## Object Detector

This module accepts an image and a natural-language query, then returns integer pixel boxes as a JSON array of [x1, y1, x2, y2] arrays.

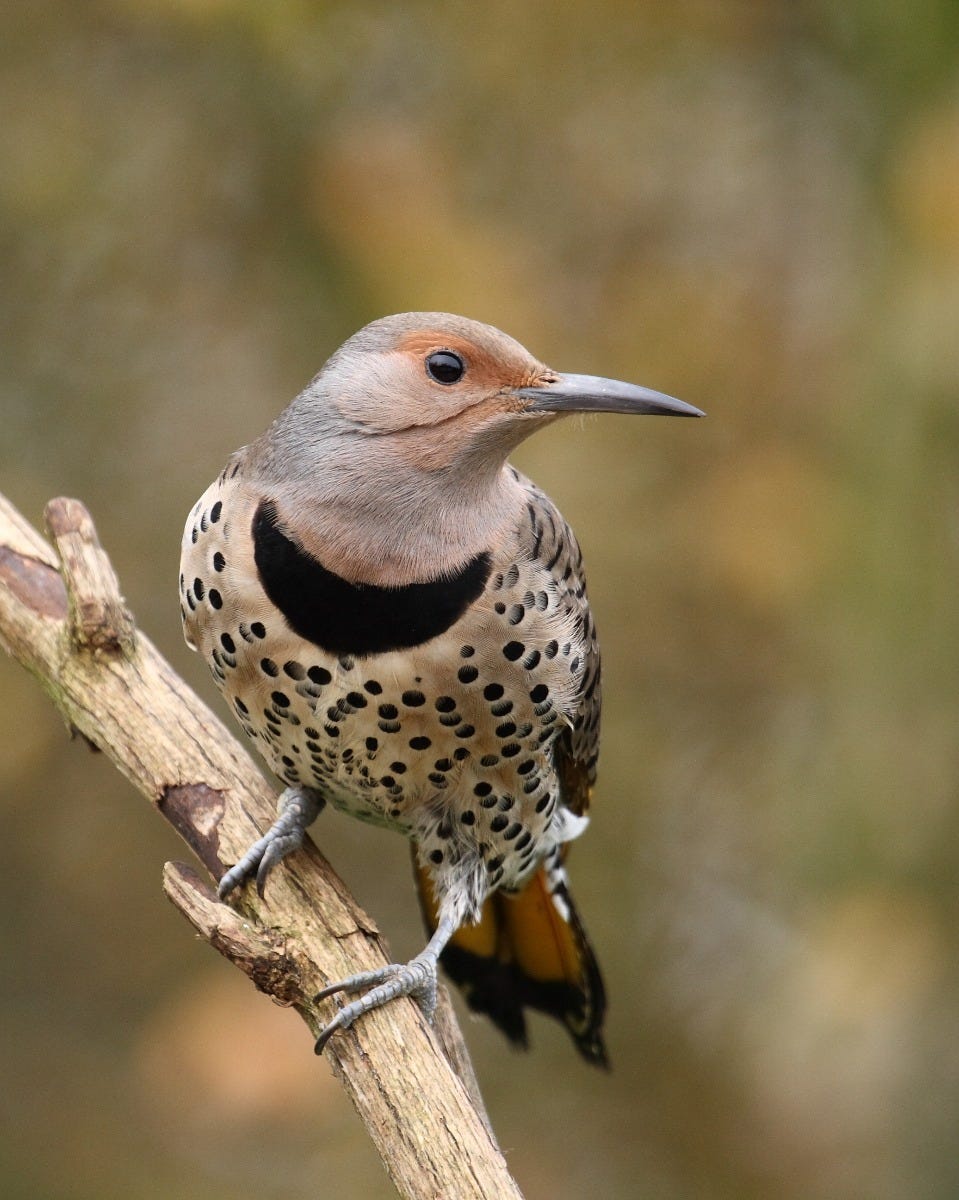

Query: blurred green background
[[2, 2, 959, 1197]]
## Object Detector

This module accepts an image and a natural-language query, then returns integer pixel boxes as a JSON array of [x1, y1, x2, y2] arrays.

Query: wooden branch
[[0, 491, 522, 1200]]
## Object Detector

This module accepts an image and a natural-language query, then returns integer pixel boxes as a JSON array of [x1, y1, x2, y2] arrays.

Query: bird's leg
[[313, 909, 459, 1054], [218, 785, 326, 898]]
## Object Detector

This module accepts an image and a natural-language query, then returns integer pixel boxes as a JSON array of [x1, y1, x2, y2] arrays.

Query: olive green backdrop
[[2, 3, 959, 1198]]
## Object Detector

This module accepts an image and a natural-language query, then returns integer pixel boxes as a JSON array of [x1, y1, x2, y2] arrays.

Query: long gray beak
[[518, 372, 704, 418]]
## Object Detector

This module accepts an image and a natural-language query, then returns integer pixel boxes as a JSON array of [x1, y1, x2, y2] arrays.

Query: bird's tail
[[412, 847, 608, 1067]]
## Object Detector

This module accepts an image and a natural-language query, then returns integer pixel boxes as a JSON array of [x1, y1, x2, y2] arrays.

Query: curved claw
[[314, 980, 348, 1003], [314, 965, 399, 1003], [314, 1012, 349, 1055], [218, 786, 325, 899], [312, 958, 440, 1055], [254, 833, 296, 898], [218, 830, 274, 898]]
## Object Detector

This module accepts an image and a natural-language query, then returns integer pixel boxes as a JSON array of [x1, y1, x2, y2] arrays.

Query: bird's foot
[[313, 952, 440, 1054], [218, 785, 325, 898]]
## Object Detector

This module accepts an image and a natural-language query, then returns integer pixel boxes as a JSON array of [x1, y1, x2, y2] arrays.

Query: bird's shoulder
[[510, 468, 586, 594], [178, 457, 259, 656]]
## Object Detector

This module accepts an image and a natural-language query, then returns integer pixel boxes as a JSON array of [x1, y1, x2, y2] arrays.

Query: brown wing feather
[[516, 472, 601, 813]]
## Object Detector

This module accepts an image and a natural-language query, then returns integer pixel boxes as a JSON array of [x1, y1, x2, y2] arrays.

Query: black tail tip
[[575, 1031, 611, 1070]]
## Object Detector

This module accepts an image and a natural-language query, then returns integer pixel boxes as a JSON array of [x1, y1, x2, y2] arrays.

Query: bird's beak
[[517, 373, 704, 418]]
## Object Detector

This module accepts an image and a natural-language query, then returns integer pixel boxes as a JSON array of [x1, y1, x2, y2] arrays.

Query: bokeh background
[[2, 3, 959, 1197]]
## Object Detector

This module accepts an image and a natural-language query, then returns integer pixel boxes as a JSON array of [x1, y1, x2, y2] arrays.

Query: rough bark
[[0, 491, 523, 1200]]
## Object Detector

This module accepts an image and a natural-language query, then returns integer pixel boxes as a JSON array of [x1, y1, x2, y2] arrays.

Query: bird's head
[[276, 312, 702, 474], [254, 312, 702, 583]]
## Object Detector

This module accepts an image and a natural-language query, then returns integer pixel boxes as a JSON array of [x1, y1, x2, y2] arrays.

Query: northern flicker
[[179, 313, 702, 1065]]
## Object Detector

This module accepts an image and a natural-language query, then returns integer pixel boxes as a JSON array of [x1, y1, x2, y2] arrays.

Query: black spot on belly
[[253, 500, 492, 657]]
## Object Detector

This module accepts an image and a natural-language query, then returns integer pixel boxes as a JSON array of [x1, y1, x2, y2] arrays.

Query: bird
[[179, 312, 702, 1065]]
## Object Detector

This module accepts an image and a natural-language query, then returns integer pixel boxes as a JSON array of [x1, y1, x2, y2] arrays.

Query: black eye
[[426, 350, 465, 385]]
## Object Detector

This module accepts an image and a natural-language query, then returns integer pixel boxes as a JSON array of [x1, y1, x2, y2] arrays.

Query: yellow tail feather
[[413, 852, 608, 1066]]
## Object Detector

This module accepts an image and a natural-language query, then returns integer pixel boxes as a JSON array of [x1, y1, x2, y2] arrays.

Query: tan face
[[329, 323, 556, 438], [315, 312, 701, 477]]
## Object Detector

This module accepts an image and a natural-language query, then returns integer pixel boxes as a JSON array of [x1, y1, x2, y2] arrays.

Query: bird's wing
[[413, 471, 608, 1064], [514, 471, 601, 816]]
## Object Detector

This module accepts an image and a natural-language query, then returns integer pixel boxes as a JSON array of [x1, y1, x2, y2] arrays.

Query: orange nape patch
[[396, 329, 551, 393]]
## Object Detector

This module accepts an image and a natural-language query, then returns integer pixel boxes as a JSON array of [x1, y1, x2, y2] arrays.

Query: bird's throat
[[252, 499, 493, 657]]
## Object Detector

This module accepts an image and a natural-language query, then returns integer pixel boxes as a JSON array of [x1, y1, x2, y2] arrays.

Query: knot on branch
[[44, 497, 137, 656]]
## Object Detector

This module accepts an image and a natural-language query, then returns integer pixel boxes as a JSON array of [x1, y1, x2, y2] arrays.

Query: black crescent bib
[[252, 499, 492, 658]]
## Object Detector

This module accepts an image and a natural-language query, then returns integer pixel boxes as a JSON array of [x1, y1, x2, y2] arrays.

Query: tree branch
[[0, 491, 522, 1200]]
